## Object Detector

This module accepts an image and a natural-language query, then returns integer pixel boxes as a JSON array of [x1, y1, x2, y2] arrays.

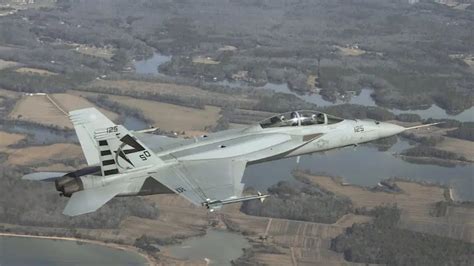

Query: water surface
[[261, 83, 473, 122], [123, 116, 148, 131], [0, 124, 77, 145], [244, 138, 474, 201], [168, 229, 250, 265], [134, 53, 172, 75], [0, 236, 147, 266]]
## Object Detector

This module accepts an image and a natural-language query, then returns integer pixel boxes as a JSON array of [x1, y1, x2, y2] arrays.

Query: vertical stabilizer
[[69, 108, 115, 166], [96, 138, 120, 176], [94, 125, 164, 173]]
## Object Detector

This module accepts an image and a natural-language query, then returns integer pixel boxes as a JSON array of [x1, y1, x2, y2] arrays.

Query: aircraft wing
[[152, 159, 247, 206], [134, 132, 192, 152]]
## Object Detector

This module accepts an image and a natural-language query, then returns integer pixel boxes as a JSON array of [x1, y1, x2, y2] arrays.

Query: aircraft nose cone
[[378, 122, 405, 138]]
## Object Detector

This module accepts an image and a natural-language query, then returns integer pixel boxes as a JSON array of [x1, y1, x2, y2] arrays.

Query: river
[[244, 137, 474, 201], [133, 54, 473, 201], [261, 83, 474, 122], [134, 53, 473, 122], [1, 55, 471, 265]]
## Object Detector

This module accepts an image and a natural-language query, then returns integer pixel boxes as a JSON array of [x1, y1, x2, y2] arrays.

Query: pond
[[167, 229, 250, 265], [133, 52, 172, 75]]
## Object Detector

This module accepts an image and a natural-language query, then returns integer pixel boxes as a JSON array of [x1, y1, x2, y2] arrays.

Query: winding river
[[1, 52, 472, 266], [244, 138, 474, 201], [135, 53, 473, 200], [262, 83, 474, 122], [134, 53, 473, 122]]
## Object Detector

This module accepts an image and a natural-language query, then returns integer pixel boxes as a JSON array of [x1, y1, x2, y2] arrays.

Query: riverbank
[[222, 171, 474, 265], [0, 232, 158, 266]]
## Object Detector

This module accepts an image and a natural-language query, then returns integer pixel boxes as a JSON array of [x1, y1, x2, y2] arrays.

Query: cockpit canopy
[[259, 110, 343, 128]]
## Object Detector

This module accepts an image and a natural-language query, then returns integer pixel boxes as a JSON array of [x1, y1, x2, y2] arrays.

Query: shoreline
[[0, 232, 157, 266]]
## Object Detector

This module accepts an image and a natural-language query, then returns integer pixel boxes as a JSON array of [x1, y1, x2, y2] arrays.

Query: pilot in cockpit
[[290, 112, 299, 126], [316, 113, 326, 124]]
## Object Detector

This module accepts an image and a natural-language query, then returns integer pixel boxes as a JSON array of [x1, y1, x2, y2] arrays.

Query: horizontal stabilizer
[[63, 182, 129, 216], [22, 172, 67, 182]]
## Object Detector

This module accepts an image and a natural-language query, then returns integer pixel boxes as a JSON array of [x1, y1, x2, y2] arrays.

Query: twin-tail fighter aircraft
[[23, 108, 437, 216]]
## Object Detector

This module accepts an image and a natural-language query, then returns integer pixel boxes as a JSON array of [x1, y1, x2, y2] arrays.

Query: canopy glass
[[259, 110, 343, 128]]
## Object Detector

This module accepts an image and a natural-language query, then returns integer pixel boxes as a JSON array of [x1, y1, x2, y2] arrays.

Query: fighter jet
[[23, 108, 437, 216]]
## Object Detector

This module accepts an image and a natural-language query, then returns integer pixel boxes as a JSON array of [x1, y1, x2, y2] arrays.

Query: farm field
[[14, 67, 57, 76], [73, 45, 115, 59], [0, 59, 19, 70], [0, 88, 19, 98], [0, 131, 25, 150], [221, 206, 370, 265], [435, 137, 474, 161], [107, 95, 221, 132], [8, 95, 71, 129], [83, 79, 257, 107], [50, 93, 118, 120], [6, 143, 82, 166], [8, 93, 119, 129], [297, 172, 474, 243], [73, 91, 221, 132]]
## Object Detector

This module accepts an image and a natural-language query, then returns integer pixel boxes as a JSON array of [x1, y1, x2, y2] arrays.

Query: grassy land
[[192, 56, 220, 65], [221, 204, 371, 265], [7, 93, 119, 129], [73, 91, 221, 132], [436, 136, 474, 161], [334, 45, 367, 57], [82, 79, 258, 108], [5, 143, 82, 166], [103, 94, 220, 132], [15, 67, 57, 76], [295, 171, 474, 243], [0, 134, 471, 264], [0, 131, 25, 150], [8, 95, 71, 129], [395, 121, 474, 162], [0, 59, 19, 70], [0, 88, 20, 98], [331, 205, 474, 266], [50, 93, 118, 120], [73, 45, 115, 59]]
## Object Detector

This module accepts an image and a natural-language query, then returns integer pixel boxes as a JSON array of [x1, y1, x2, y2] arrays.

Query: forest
[[331, 205, 474, 266], [0, 165, 159, 229], [0, 0, 472, 114]]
